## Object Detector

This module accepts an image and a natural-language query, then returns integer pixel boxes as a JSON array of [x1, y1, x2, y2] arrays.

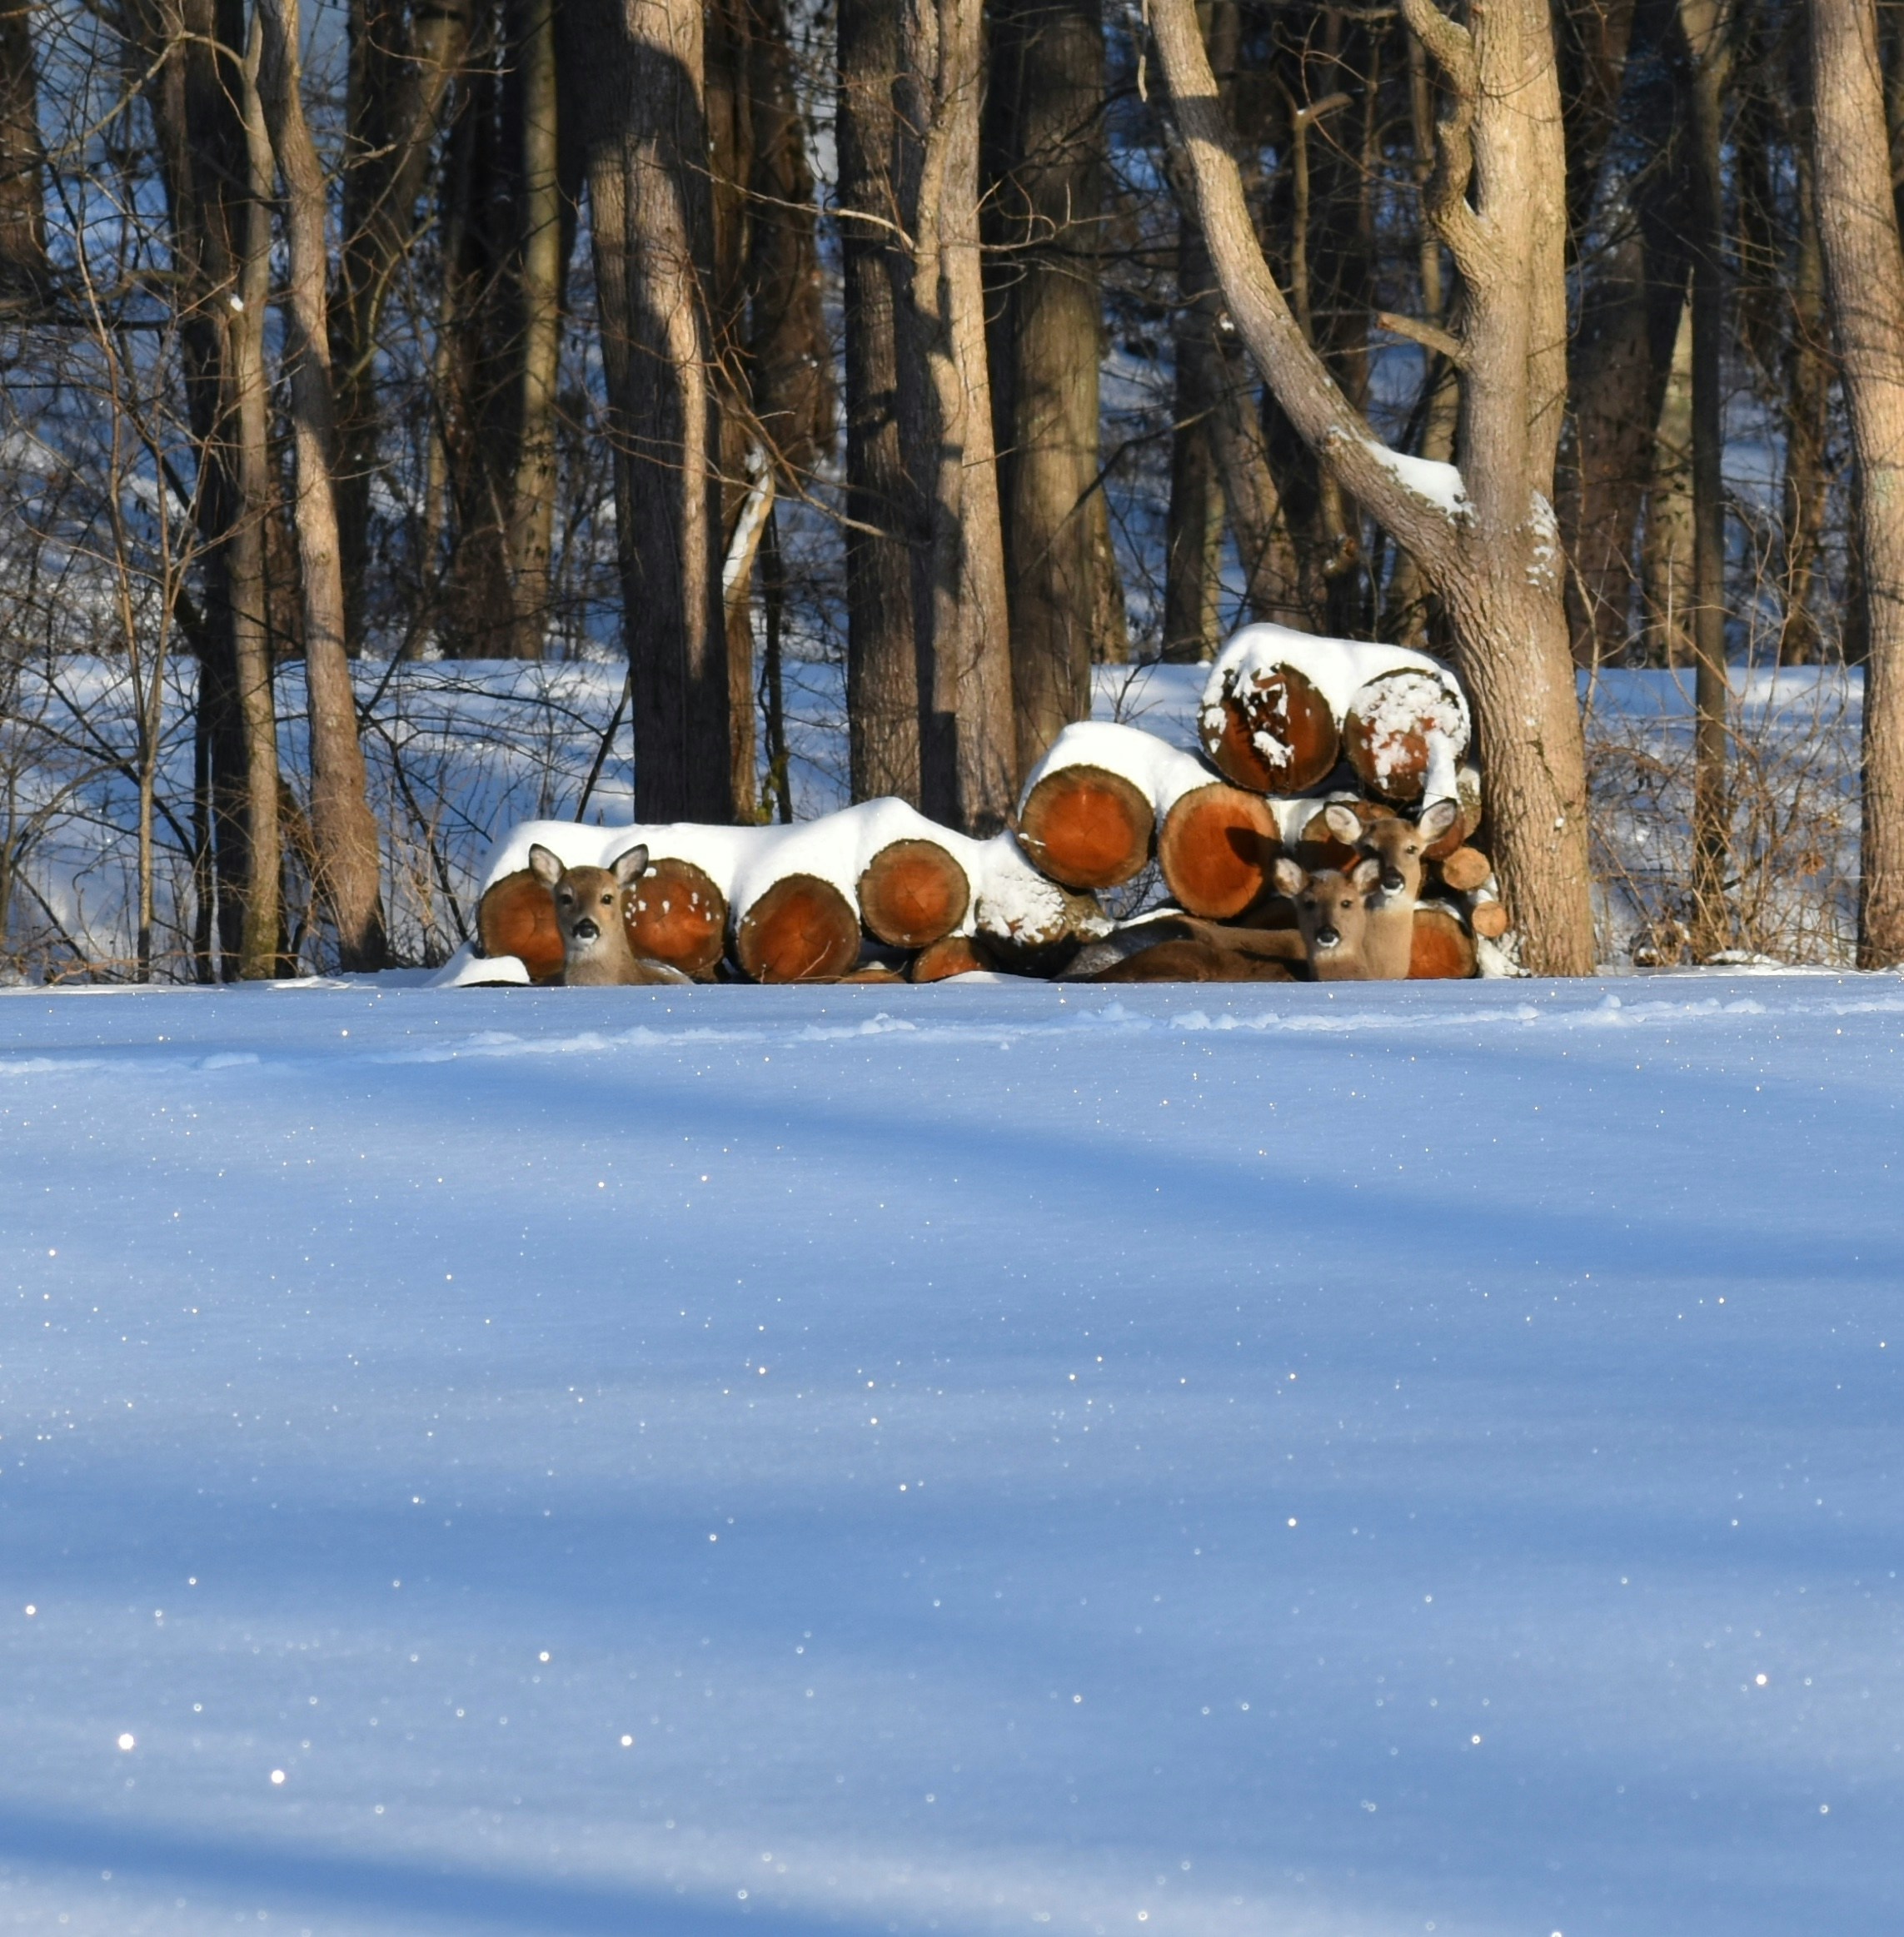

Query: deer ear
[[609, 844, 650, 886], [1273, 857, 1306, 896], [1323, 802, 1363, 844], [527, 844, 564, 888], [1351, 856, 1383, 893], [1417, 799, 1458, 842]]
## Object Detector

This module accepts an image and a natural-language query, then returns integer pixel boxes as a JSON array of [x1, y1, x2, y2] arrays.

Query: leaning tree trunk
[[1152, 0, 1595, 974], [257, 0, 388, 969], [985, 0, 1104, 775], [892, 0, 1017, 833], [838, 0, 923, 802], [565, 0, 732, 822], [1811, 0, 1904, 965]]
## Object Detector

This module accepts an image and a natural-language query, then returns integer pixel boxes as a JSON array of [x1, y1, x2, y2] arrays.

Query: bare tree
[[1152, 0, 1596, 973], [0, 0, 48, 305], [1811, 0, 1904, 964], [257, 0, 388, 968]]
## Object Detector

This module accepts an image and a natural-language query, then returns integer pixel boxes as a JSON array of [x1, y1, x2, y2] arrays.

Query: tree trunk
[[257, 0, 389, 971], [985, 0, 1103, 774], [334, 0, 476, 640], [893, 0, 1019, 833], [838, 0, 923, 802], [1779, 99, 1832, 667], [1152, 0, 1596, 974], [565, 0, 732, 822], [1641, 293, 1696, 666], [0, 0, 47, 306], [1811, 0, 1904, 964], [1677, 0, 1732, 958], [1163, 214, 1224, 664], [504, 0, 566, 658]]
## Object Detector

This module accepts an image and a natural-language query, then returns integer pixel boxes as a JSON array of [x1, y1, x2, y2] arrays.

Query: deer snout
[[570, 915, 601, 943], [1379, 864, 1405, 892], [1313, 922, 1341, 949]]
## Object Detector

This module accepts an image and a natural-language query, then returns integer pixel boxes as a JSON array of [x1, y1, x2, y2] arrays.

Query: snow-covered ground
[[2, 972, 1900, 1935]]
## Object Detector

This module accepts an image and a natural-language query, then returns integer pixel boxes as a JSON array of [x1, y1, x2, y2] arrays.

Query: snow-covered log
[[1196, 624, 1471, 798], [1015, 722, 1212, 889], [1343, 674, 1472, 804], [627, 858, 728, 974]]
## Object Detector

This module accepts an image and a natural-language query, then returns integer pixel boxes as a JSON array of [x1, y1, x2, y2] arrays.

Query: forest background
[[1, 0, 1899, 983]]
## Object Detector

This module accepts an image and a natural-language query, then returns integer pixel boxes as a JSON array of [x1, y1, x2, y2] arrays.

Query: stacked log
[[467, 799, 1107, 985]]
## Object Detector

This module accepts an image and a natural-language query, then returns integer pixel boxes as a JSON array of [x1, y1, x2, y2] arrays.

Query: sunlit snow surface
[[1, 974, 1900, 1937]]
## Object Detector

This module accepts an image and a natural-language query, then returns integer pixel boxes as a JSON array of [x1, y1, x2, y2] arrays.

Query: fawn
[[1271, 854, 1383, 979], [527, 843, 691, 987], [1314, 798, 1458, 979]]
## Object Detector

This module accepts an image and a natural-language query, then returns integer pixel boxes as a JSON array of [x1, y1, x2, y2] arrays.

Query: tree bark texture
[[838, 0, 924, 803], [132, 0, 283, 978], [1811, 0, 1904, 964], [892, 0, 1018, 832], [0, 0, 47, 305], [566, 0, 733, 823], [257, 0, 389, 970], [1153, 0, 1596, 975], [984, 0, 1104, 774]]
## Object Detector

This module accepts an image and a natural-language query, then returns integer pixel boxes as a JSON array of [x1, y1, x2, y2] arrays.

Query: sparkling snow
[[1, 974, 1900, 1936]]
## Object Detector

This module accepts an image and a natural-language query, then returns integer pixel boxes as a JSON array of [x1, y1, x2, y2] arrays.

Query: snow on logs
[[472, 800, 1106, 983], [1198, 624, 1470, 804]]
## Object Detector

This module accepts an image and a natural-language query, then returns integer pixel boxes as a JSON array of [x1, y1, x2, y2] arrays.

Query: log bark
[[257, 0, 389, 971], [1408, 903, 1478, 978], [1152, 0, 1596, 974], [838, 0, 923, 803], [478, 868, 566, 980], [626, 856, 728, 973], [858, 838, 971, 948], [1016, 764, 1154, 888], [984, 0, 1103, 774], [735, 874, 863, 981], [566, 0, 732, 822], [1156, 781, 1280, 918], [1811, 0, 1904, 963], [1198, 659, 1338, 794]]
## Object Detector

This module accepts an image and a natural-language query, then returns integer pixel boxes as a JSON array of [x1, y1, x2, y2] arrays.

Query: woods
[[2, 0, 1902, 980]]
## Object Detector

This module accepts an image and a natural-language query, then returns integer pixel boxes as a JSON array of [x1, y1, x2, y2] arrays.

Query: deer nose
[[1381, 867, 1404, 890], [1315, 924, 1340, 948], [571, 917, 601, 942]]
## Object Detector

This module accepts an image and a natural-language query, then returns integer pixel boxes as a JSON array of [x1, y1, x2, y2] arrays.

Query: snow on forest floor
[[1, 972, 1901, 1936]]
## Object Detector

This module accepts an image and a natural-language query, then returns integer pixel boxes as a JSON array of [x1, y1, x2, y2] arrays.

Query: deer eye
[[601, 893, 613, 904]]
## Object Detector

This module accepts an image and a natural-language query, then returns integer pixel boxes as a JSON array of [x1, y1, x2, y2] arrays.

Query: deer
[[1270, 854, 1383, 979], [526, 843, 692, 987], [1312, 798, 1459, 979]]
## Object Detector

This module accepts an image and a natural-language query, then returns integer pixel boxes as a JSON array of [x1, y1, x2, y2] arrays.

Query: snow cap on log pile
[[1198, 624, 1470, 797], [1016, 720, 1216, 888]]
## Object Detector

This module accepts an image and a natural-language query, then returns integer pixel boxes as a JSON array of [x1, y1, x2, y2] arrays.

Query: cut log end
[[1158, 783, 1281, 919], [859, 838, 971, 947], [476, 869, 564, 983], [1436, 845, 1493, 894], [1469, 899, 1511, 939], [735, 874, 862, 983], [1344, 671, 1468, 804], [910, 934, 997, 982], [1017, 764, 1154, 888], [1199, 664, 1339, 794], [1409, 904, 1478, 979], [626, 856, 729, 976]]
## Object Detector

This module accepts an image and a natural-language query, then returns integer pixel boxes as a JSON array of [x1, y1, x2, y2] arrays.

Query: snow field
[[0, 973, 1901, 1936]]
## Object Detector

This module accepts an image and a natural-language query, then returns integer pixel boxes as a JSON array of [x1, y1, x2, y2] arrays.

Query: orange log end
[[626, 856, 728, 975], [1158, 783, 1281, 918], [1408, 904, 1478, 978], [1199, 665, 1338, 793], [735, 873, 862, 983], [1343, 671, 1466, 804], [858, 839, 971, 947], [910, 934, 996, 982], [1017, 764, 1154, 889], [476, 869, 564, 983], [1469, 899, 1511, 939], [1437, 845, 1493, 894]]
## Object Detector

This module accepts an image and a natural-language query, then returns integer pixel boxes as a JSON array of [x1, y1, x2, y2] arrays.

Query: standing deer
[[527, 844, 692, 986]]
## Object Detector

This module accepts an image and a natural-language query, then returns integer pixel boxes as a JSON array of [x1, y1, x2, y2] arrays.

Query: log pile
[[465, 623, 1511, 988]]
